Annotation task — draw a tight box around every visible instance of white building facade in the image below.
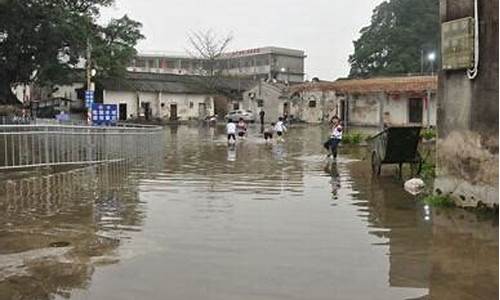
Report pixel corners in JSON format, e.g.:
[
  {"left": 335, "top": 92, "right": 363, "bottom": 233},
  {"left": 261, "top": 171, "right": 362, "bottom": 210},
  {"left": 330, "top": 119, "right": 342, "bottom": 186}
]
[
  {"left": 288, "top": 76, "right": 438, "bottom": 127},
  {"left": 101, "top": 73, "right": 214, "bottom": 121},
  {"left": 129, "top": 47, "right": 306, "bottom": 83}
]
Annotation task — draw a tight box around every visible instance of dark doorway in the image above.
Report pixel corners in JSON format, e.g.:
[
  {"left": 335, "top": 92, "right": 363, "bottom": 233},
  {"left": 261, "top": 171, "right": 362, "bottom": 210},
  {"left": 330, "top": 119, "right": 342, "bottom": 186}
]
[
  {"left": 408, "top": 98, "right": 423, "bottom": 123},
  {"left": 339, "top": 100, "right": 348, "bottom": 124},
  {"left": 119, "top": 103, "right": 127, "bottom": 121},
  {"left": 170, "top": 104, "right": 178, "bottom": 120},
  {"left": 198, "top": 103, "right": 207, "bottom": 119},
  {"left": 283, "top": 102, "right": 290, "bottom": 115},
  {"left": 141, "top": 102, "right": 151, "bottom": 120}
]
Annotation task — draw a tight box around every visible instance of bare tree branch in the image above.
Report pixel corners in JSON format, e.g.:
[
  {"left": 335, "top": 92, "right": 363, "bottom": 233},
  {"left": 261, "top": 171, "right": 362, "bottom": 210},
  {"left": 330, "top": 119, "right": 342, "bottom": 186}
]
[{"left": 186, "top": 29, "right": 233, "bottom": 80}]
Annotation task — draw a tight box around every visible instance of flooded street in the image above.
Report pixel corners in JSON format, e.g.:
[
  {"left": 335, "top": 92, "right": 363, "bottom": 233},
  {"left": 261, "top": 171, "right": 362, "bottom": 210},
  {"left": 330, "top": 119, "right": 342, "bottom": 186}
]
[{"left": 0, "top": 125, "right": 497, "bottom": 300}]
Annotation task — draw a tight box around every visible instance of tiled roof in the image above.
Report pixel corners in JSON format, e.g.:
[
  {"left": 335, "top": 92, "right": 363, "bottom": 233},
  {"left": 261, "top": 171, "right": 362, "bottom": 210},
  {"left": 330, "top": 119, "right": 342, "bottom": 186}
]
[
  {"left": 290, "top": 76, "right": 437, "bottom": 94},
  {"left": 100, "top": 72, "right": 256, "bottom": 94}
]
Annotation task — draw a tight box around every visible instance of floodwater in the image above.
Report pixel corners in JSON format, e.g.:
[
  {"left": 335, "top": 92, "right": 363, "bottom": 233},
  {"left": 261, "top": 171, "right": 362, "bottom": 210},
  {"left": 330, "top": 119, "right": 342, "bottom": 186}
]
[{"left": 0, "top": 125, "right": 497, "bottom": 300}]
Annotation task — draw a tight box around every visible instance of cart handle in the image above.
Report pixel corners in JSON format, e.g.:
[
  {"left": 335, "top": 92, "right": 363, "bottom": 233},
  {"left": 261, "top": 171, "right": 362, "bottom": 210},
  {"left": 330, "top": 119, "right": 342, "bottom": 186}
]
[{"left": 366, "top": 128, "right": 389, "bottom": 141}]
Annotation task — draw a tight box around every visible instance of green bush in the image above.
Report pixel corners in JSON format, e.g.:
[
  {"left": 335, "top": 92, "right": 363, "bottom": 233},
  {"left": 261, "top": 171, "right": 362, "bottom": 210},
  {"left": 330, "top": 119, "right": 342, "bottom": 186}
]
[
  {"left": 421, "top": 128, "right": 436, "bottom": 140},
  {"left": 423, "top": 195, "right": 455, "bottom": 207},
  {"left": 420, "top": 160, "right": 436, "bottom": 182},
  {"left": 342, "top": 132, "right": 365, "bottom": 145}
]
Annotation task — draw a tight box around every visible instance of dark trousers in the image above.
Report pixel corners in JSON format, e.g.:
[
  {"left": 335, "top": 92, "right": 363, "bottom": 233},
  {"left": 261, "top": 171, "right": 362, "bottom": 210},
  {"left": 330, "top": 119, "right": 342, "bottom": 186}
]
[{"left": 329, "top": 138, "right": 341, "bottom": 158}]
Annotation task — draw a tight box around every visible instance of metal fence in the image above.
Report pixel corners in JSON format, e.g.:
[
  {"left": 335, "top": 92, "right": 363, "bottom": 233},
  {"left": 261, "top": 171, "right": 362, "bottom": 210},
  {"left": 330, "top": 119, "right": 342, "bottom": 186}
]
[{"left": 0, "top": 124, "right": 165, "bottom": 170}]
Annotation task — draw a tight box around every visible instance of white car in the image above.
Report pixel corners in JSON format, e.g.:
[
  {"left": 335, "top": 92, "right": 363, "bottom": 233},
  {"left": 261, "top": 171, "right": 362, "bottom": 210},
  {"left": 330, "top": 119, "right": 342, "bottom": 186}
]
[{"left": 224, "top": 110, "right": 256, "bottom": 123}]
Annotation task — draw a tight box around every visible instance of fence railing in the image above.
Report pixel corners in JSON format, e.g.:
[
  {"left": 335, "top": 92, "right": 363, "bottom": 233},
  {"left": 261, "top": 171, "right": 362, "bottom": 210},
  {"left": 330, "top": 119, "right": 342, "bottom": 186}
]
[{"left": 0, "top": 124, "right": 164, "bottom": 170}]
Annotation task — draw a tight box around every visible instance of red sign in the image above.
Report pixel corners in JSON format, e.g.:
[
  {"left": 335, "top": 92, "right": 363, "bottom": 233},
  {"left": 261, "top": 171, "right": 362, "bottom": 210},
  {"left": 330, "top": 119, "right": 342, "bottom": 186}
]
[{"left": 227, "top": 48, "right": 261, "bottom": 57}]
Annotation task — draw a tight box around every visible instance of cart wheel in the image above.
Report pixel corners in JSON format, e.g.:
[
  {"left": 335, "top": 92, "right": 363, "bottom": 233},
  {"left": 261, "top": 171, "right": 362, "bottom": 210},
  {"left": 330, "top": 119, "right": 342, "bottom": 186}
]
[{"left": 371, "top": 152, "right": 381, "bottom": 176}]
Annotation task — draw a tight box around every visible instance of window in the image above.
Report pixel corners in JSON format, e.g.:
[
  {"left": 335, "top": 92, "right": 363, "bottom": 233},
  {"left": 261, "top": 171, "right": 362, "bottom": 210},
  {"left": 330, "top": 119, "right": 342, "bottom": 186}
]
[
  {"left": 135, "top": 59, "right": 146, "bottom": 68},
  {"left": 309, "top": 100, "right": 317, "bottom": 108},
  {"left": 233, "top": 103, "right": 240, "bottom": 110},
  {"left": 149, "top": 59, "right": 157, "bottom": 68},
  {"left": 257, "top": 99, "right": 264, "bottom": 107},
  {"left": 189, "top": 102, "right": 194, "bottom": 108},
  {"left": 181, "top": 59, "right": 191, "bottom": 69},
  {"left": 408, "top": 98, "right": 423, "bottom": 123}
]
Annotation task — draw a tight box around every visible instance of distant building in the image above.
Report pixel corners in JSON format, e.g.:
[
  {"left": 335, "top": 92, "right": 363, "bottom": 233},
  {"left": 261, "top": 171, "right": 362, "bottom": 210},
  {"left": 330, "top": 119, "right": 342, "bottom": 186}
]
[
  {"left": 100, "top": 72, "right": 255, "bottom": 122},
  {"left": 242, "top": 81, "right": 288, "bottom": 123},
  {"left": 285, "top": 76, "right": 437, "bottom": 126},
  {"left": 435, "top": 0, "right": 498, "bottom": 208},
  {"left": 129, "top": 47, "right": 306, "bottom": 83},
  {"left": 101, "top": 72, "right": 215, "bottom": 121},
  {"left": 128, "top": 52, "right": 196, "bottom": 76}
]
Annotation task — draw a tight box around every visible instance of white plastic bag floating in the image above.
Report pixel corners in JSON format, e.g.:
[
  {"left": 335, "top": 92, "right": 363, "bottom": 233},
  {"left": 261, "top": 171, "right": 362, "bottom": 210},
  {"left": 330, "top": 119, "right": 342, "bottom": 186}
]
[{"left": 404, "top": 178, "right": 425, "bottom": 195}]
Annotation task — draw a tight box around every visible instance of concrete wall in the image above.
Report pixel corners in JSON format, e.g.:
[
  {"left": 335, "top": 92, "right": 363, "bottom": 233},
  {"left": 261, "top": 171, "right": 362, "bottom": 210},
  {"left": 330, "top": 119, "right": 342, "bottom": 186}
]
[
  {"left": 384, "top": 93, "right": 437, "bottom": 126},
  {"left": 244, "top": 82, "right": 438, "bottom": 126},
  {"left": 349, "top": 95, "right": 381, "bottom": 127},
  {"left": 436, "top": 0, "right": 499, "bottom": 207},
  {"left": 347, "top": 92, "right": 437, "bottom": 127},
  {"left": 290, "top": 93, "right": 323, "bottom": 123},
  {"left": 160, "top": 93, "right": 214, "bottom": 120},
  {"left": 289, "top": 89, "right": 338, "bottom": 124},
  {"left": 105, "top": 90, "right": 139, "bottom": 118},
  {"left": 243, "top": 82, "right": 284, "bottom": 123},
  {"left": 104, "top": 90, "right": 214, "bottom": 121}
]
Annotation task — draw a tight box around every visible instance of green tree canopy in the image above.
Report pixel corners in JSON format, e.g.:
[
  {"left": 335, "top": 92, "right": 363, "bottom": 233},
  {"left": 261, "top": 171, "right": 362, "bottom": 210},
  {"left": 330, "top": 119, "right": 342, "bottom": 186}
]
[
  {"left": 348, "top": 0, "right": 440, "bottom": 78},
  {"left": 0, "top": 0, "right": 143, "bottom": 104}
]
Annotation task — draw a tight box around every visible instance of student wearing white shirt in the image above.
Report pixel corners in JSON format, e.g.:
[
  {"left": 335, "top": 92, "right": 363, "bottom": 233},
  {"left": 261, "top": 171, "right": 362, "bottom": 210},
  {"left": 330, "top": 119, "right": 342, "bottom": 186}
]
[
  {"left": 329, "top": 119, "right": 343, "bottom": 160},
  {"left": 274, "top": 117, "right": 287, "bottom": 141},
  {"left": 226, "top": 119, "right": 236, "bottom": 143}
]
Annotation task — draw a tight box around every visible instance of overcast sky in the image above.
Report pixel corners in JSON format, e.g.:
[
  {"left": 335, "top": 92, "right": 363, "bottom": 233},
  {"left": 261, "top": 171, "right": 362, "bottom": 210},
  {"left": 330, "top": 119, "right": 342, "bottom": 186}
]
[{"left": 101, "top": 0, "right": 383, "bottom": 81}]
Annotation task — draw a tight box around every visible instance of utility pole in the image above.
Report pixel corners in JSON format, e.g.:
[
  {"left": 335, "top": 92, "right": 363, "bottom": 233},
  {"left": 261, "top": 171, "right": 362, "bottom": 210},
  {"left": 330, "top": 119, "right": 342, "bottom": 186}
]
[
  {"left": 426, "top": 89, "right": 432, "bottom": 128},
  {"left": 85, "top": 37, "right": 95, "bottom": 125},
  {"left": 86, "top": 37, "right": 92, "bottom": 93},
  {"left": 420, "top": 49, "right": 424, "bottom": 75}
]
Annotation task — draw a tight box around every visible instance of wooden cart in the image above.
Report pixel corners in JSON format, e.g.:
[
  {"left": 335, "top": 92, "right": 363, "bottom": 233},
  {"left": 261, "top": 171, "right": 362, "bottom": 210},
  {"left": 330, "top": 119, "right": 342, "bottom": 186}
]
[{"left": 368, "top": 126, "right": 423, "bottom": 177}]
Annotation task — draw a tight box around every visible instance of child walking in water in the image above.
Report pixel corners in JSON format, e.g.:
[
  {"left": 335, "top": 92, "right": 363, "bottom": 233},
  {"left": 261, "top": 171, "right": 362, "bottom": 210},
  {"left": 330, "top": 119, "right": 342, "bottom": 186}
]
[
  {"left": 329, "top": 118, "right": 343, "bottom": 160},
  {"left": 226, "top": 119, "right": 236, "bottom": 144},
  {"left": 263, "top": 122, "right": 275, "bottom": 143},
  {"left": 274, "top": 117, "right": 287, "bottom": 142},
  {"left": 237, "top": 118, "right": 248, "bottom": 139}
]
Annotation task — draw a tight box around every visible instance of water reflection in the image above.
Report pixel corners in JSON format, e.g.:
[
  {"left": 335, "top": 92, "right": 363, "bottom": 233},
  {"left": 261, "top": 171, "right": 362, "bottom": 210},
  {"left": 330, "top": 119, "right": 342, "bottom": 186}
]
[
  {"left": 226, "top": 145, "right": 236, "bottom": 162},
  {"left": 0, "top": 160, "right": 158, "bottom": 300},
  {"left": 324, "top": 161, "right": 341, "bottom": 202},
  {"left": 428, "top": 209, "right": 498, "bottom": 299},
  {"left": 0, "top": 125, "right": 497, "bottom": 300}
]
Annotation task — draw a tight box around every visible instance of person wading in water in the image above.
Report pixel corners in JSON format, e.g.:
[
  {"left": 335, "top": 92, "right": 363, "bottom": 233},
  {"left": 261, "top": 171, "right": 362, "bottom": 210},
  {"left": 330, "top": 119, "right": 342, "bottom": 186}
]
[{"left": 328, "top": 117, "right": 343, "bottom": 161}]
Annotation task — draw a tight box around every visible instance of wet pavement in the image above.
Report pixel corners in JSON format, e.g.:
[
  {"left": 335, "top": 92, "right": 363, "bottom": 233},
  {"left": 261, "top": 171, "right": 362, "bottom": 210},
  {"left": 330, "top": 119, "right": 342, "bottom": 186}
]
[{"left": 0, "top": 125, "right": 497, "bottom": 300}]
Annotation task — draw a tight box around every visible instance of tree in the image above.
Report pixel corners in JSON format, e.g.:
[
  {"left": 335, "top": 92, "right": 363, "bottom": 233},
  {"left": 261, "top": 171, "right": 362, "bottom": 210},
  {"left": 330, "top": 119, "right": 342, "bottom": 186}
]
[
  {"left": 348, "top": 0, "right": 440, "bottom": 77},
  {"left": 92, "top": 15, "right": 144, "bottom": 80},
  {"left": 0, "top": 0, "right": 143, "bottom": 104},
  {"left": 186, "top": 29, "right": 233, "bottom": 92}
]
